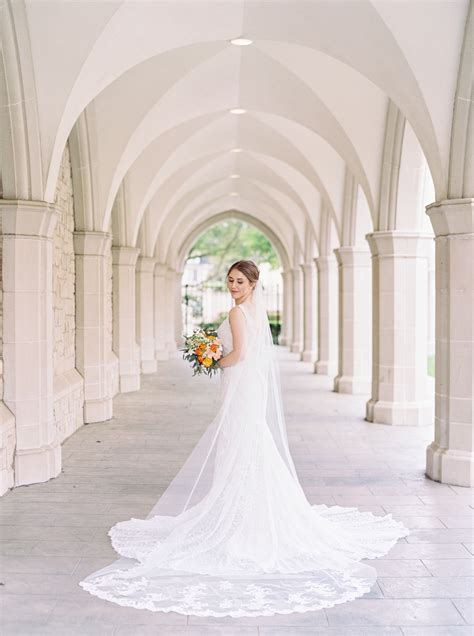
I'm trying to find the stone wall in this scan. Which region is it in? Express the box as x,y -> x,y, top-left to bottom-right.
52,143 -> 84,443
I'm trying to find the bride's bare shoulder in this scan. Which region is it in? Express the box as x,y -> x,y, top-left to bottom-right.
229,305 -> 247,321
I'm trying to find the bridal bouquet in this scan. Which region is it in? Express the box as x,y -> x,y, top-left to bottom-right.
182,329 -> 223,377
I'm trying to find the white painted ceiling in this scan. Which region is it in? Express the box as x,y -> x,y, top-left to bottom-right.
1,0 -> 470,266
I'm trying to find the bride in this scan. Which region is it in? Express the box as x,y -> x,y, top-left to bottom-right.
80,259 -> 410,617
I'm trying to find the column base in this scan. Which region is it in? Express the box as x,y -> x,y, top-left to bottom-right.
366,398 -> 433,426
334,375 -> 371,395
84,397 -> 113,423
0,402 -> 15,495
301,350 -> 318,363
155,349 -> 170,361
314,360 -> 337,376
426,442 -> 474,487
279,336 -> 289,346
141,359 -> 157,374
119,373 -> 140,393
14,443 -> 61,487
290,343 -> 303,354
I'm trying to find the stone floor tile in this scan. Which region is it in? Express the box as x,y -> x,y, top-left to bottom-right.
259,629 -> 402,636
452,598 -> 473,624
401,628 -> 474,635
438,517 -> 474,528
0,555 -> 81,575
378,576 -> 474,598
324,599 -> 465,626
361,559 -> 430,577
421,558 -> 474,576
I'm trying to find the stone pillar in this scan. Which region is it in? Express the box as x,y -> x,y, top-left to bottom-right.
314,255 -> 338,375
333,247 -> 372,394
112,246 -> 140,392
136,256 -> 157,374
426,199 -> 473,487
301,262 -> 318,362
75,231 -> 117,423
290,267 -> 304,354
280,270 -> 293,346
174,270 -> 184,349
154,263 -> 169,361
427,249 -> 436,358
366,231 -> 433,426
1,200 -> 61,485
165,267 -> 177,352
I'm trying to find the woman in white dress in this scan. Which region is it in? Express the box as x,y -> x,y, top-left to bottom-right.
80,260 -> 409,617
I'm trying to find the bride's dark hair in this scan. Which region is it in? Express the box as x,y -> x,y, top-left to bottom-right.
227,260 -> 260,285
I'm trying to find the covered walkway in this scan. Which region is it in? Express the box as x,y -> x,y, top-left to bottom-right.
0,349 -> 472,635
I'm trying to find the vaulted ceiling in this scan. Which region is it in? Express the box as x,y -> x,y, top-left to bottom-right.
1,0 -> 470,267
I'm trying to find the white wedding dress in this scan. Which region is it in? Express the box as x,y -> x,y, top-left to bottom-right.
79,281 -> 410,617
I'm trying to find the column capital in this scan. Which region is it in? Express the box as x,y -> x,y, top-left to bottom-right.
136,256 -> 156,273
154,262 -> 168,277
334,246 -> 370,267
301,261 -> 316,275
365,231 -> 433,258
111,245 -> 140,267
314,254 -> 337,271
0,199 -> 58,238
165,266 -> 177,280
426,198 -> 474,237
74,231 -> 112,256
291,266 -> 303,279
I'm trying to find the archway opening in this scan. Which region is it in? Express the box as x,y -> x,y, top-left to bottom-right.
181,218 -> 282,343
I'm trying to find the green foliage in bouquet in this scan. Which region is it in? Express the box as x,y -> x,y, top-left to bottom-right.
181,328 -> 222,378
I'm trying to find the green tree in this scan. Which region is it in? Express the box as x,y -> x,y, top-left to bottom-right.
187,220 -> 279,287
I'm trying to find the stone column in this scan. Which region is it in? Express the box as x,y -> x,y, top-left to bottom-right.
366,231 -> 433,426
301,262 -> 318,362
426,199 -> 473,487
136,256 -> 157,374
112,246 -> 140,392
1,200 -> 61,485
174,270 -> 184,349
290,267 -> 304,354
427,249 -> 436,358
333,247 -> 372,394
314,255 -> 338,375
154,263 -> 169,361
165,267 -> 177,352
75,231 -> 117,423
280,270 -> 293,346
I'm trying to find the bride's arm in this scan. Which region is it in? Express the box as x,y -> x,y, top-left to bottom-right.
217,306 -> 247,368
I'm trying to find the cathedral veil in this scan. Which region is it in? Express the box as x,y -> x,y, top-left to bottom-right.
145,277 -> 302,518
79,275 -> 410,617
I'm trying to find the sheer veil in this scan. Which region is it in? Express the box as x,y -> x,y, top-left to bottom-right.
145,277 -> 302,518
79,276 -> 410,616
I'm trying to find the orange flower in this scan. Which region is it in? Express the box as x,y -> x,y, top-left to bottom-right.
210,344 -> 218,352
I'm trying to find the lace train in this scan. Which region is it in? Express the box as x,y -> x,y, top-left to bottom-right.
79,503 -> 409,617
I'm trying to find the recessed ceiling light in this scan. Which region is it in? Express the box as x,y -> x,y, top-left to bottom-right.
230,108 -> 246,115
230,174 -> 240,179
229,192 -> 238,196
230,38 -> 253,46
231,148 -> 242,153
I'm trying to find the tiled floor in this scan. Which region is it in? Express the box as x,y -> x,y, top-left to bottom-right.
1,349 -> 473,635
